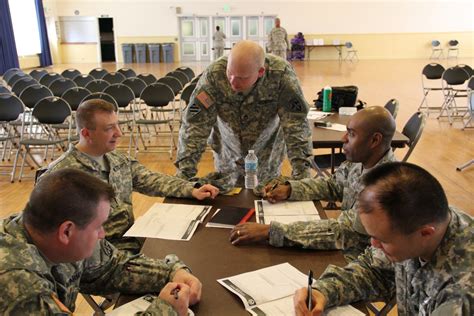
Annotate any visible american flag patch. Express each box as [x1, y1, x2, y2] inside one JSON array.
[[196, 91, 214, 109]]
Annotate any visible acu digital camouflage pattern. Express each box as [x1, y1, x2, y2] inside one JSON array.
[[313, 208, 473, 316], [42, 145, 197, 253], [0, 214, 189, 315], [267, 27, 289, 59], [268, 150, 396, 261], [176, 54, 312, 187]]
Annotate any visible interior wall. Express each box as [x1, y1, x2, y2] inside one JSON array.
[[20, 0, 474, 66]]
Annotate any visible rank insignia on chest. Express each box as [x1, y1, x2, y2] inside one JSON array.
[[196, 91, 214, 109]]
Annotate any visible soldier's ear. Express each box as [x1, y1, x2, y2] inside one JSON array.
[[57, 221, 75, 245], [257, 67, 265, 78]]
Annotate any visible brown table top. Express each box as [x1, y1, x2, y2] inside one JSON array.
[[118, 190, 357, 315], [311, 113, 409, 148]]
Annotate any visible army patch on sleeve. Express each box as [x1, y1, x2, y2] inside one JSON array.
[[288, 98, 304, 112], [196, 91, 214, 109], [188, 103, 201, 116]]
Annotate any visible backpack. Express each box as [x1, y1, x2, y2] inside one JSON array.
[[313, 86, 363, 111]]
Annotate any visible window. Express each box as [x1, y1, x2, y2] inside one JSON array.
[[200, 19, 208, 37], [9, 0, 42, 56], [231, 18, 241, 37], [247, 17, 259, 37], [181, 20, 194, 37]]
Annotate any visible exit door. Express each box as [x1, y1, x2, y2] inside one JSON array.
[[98, 17, 115, 62]]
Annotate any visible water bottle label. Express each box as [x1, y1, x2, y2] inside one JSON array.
[[245, 162, 257, 171]]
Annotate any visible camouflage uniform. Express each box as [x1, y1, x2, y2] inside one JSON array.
[[176, 55, 312, 187], [268, 150, 396, 261], [313, 208, 473, 316], [268, 27, 289, 59], [0, 214, 190, 315], [43, 145, 197, 253]]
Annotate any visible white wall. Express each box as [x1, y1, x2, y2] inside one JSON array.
[[51, 0, 473, 36]]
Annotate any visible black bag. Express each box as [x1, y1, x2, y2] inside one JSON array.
[[313, 86, 360, 111]]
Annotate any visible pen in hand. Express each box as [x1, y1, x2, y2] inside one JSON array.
[[266, 182, 278, 198], [171, 287, 180, 300], [307, 270, 313, 311]]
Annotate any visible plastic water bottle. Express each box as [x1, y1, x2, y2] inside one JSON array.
[[323, 86, 332, 112], [244, 150, 258, 189]]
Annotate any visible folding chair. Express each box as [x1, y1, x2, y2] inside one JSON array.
[[61, 87, 91, 112], [49, 78, 77, 97], [344, 42, 359, 62], [7, 72, 31, 88], [89, 67, 109, 79], [29, 69, 48, 82], [447, 40, 459, 59], [61, 68, 82, 80], [438, 66, 470, 124], [429, 40, 443, 59], [0, 86, 11, 95], [462, 77, 474, 130], [73, 74, 95, 88], [418, 63, 445, 113], [166, 70, 189, 87], [2, 68, 22, 83], [175, 66, 195, 81], [39, 72, 62, 87], [384, 98, 399, 119], [397, 112, 426, 162], [11, 77, 38, 96], [137, 73, 157, 86], [85, 79, 110, 93], [103, 72, 126, 85], [117, 67, 137, 79]]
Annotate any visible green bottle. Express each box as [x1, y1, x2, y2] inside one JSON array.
[[323, 86, 332, 112]]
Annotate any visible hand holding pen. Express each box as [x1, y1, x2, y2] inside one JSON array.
[[263, 182, 291, 203], [293, 274, 328, 316], [307, 270, 313, 310], [158, 282, 190, 316]]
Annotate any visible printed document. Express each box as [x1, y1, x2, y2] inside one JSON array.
[[124, 203, 211, 241], [255, 200, 320, 224], [107, 295, 195, 316]]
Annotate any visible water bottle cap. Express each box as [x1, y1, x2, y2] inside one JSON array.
[[248, 150, 254, 154]]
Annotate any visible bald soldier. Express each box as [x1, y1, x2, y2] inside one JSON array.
[[176, 40, 312, 187], [230, 106, 397, 261]]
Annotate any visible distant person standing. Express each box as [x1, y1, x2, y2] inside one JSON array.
[[267, 18, 289, 60], [213, 26, 226, 59]]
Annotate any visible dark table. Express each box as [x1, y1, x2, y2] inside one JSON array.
[[117, 190, 364, 315]]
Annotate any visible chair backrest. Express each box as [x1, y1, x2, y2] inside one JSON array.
[[458, 64, 473, 77], [123, 77, 147, 98], [345, 42, 353, 49], [468, 76, 474, 90], [0, 86, 11, 95], [103, 83, 135, 108], [39, 72, 62, 87], [49, 78, 77, 97], [2, 68, 22, 83], [103, 72, 126, 84], [180, 83, 197, 106], [166, 71, 189, 86], [82, 92, 118, 110], [85, 79, 110, 93], [401, 112, 426, 162], [157, 76, 182, 95], [7, 72, 31, 87], [140, 83, 175, 107], [190, 74, 201, 84], [442, 66, 470, 86], [11, 77, 38, 96], [61, 68, 82, 80], [32, 96, 72, 125], [19, 85, 53, 109], [73, 74, 95, 87], [89, 68, 109, 79], [137, 73, 157, 86], [421, 63, 445, 80], [448, 40, 459, 47], [61, 87, 91, 111], [0, 94, 24, 122], [431, 40, 441, 48], [117, 68, 137, 78], [29, 69, 49, 81], [176, 67, 195, 81], [384, 98, 399, 119]]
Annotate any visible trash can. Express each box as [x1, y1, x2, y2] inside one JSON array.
[[148, 43, 161, 63], [134, 43, 147, 63], [121, 43, 133, 64], [161, 43, 174, 63]]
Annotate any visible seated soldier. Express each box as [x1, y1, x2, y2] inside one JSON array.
[[230, 106, 397, 261], [0, 168, 202, 315], [294, 162, 473, 316], [42, 99, 219, 254]]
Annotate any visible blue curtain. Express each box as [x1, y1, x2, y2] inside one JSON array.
[[0, 0, 19, 75], [35, 0, 52, 67]]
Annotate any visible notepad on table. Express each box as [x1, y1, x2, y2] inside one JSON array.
[[206, 207, 255, 229]]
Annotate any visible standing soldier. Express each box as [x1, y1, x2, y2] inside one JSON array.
[[213, 25, 226, 60], [267, 18, 289, 60]]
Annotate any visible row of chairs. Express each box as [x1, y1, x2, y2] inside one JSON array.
[[430, 40, 460, 60], [0, 66, 200, 182], [418, 63, 473, 128]]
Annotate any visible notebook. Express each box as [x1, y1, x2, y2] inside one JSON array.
[[206, 206, 255, 229]]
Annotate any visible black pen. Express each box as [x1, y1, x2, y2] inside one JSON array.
[[171, 287, 180, 300], [307, 270, 313, 310], [266, 182, 278, 198]]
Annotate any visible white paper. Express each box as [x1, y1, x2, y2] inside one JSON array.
[[124, 203, 211, 240], [318, 123, 347, 132], [307, 110, 332, 120], [264, 214, 320, 225], [325, 305, 365, 316], [107, 295, 195, 316], [255, 200, 320, 224]]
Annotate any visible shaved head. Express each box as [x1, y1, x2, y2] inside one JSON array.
[[352, 106, 396, 148]]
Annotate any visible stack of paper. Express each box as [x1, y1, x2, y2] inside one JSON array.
[[124, 203, 211, 241], [218, 263, 364, 316], [255, 200, 320, 225]]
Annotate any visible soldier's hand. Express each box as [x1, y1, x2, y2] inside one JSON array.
[[172, 269, 202, 305], [158, 282, 190, 316], [192, 184, 219, 200], [293, 287, 326, 316], [264, 183, 291, 203], [230, 223, 270, 245]]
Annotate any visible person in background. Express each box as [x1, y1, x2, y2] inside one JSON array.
[[267, 18, 289, 60], [294, 162, 473, 316], [42, 99, 219, 254], [213, 25, 226, 60], [0, 168, 202, 315], [290, 32, 306, 61], [176, 40, 312, 187]]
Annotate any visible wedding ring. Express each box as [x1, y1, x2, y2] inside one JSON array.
[[237, 230, 241, 236]]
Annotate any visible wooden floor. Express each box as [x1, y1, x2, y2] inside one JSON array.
[[1, 58, 473, 315]]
